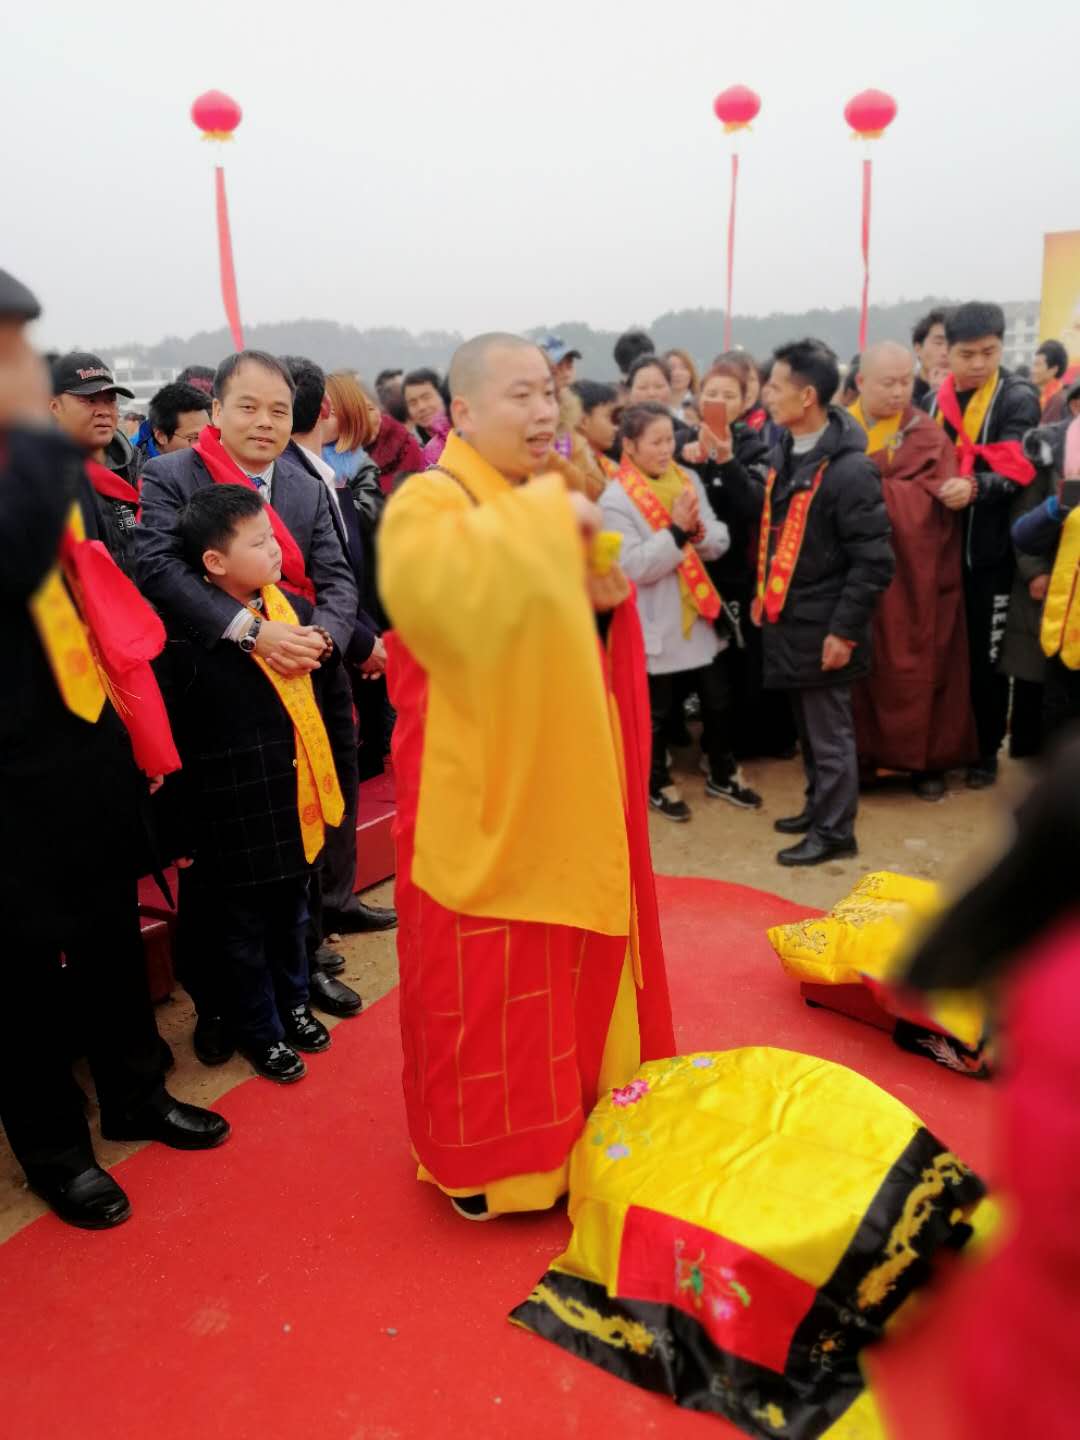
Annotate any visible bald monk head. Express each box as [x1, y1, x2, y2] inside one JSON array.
[[448, 333, 560, 482], [856, 341, 916, 422]]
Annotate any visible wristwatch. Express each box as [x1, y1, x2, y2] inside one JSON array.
[[239, 616, 262, 654]]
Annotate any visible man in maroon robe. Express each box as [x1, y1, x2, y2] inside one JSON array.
[[849, 342, 978, 799]]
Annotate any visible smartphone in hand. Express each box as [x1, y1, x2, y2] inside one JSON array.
[[1060, 476, 1080, 511], [701, 399, 731, 441]]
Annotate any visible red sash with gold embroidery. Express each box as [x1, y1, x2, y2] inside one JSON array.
[[752, 463, 828, 626], [616, 461, 721, 622]]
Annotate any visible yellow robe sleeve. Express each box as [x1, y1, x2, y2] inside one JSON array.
[[378, 467, 631, 936]]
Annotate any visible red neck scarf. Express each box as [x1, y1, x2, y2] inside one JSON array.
[[935, 375, 1035, 485], [86, 459, 139, 505], [193, 426, 316, 602]]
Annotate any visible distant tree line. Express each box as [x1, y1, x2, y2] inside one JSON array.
[[98, 297, 1021, 382]]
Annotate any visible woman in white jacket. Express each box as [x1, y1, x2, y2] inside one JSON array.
[[601, 403, 763, 821]]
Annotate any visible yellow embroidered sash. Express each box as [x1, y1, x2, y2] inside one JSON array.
[[848, 399, 901, 458], [250, 585, 345, 862], [1041, 507, 1080, 668], [28, 504, 107, 723], [616, 460, 721, 636], [753, 463, 828, 625]]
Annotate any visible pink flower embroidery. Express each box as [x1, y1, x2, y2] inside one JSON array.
[[611, 1079, 650, 1108]]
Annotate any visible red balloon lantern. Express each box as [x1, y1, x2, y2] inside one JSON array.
[[712, 86, 761, 348], [844, 90, 898, 350], [191, 89, 243, 141], [712, 85, 761, 134], [190, 90, 245, 351], [844, 88, 897, 140]]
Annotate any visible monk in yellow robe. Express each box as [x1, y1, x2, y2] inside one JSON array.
[[377, 333, 674, 1221]]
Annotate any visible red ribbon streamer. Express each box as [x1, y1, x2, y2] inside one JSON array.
[[724, 151, 739, 352], [215, 164, 245, 352], [859, 156, 872, 351]]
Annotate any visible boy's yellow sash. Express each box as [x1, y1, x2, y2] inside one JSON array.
[[251, 585, 344, 862]]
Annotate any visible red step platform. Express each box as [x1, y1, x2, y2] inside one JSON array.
[[800, 980, 896, 1034], [135, 770, 398, 999], [354, 767, 396, 893]]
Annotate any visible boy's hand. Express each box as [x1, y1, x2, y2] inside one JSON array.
[[256, 620, 326, 675]]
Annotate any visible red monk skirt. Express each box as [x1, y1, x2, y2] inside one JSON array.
[[386, 606, 673, 1192]]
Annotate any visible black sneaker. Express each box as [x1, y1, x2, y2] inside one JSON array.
[[283, 1005, 331, 1054], [705, 774, 763, 809], [649, 786, 691, 822], [450, 1193, 493, 1222], [246, 1040, 306, 1084]]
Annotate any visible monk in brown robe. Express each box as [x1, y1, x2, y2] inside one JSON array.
[[849, 342, 978, 800]]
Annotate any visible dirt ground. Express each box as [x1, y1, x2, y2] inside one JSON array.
[[0, 750, 1025, 1244]]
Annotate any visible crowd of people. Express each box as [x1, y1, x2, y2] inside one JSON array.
[[2, 255, 1080, 1235]]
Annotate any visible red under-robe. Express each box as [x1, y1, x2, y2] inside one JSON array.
[[386, 598, 675, 1192], [854, 408, 978, 773]]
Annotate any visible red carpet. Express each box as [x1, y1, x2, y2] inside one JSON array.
[[0, 877, 994, 1439]]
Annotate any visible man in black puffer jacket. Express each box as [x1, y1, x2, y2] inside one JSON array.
[[923, 302, 1042, 785], [750, 340, 894, 866]]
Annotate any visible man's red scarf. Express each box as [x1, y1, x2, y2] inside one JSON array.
[[935, 375, 1035, 485], [194, 426, 316, 602], [86, 459, 139, 506]]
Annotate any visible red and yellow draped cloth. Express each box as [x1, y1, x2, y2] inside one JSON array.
[[752, 462, 828, 625], [933, 372, 1035, 484], [28, 482, 180, 776], [616, 457, 721, 636], [193, 426, 317, 602], [250, 584, 344, 862], [385, 604, 673, 1211]]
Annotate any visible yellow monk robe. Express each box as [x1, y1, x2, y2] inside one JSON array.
[[380, 431, 630, 935], [378, 432, 674, 1213]]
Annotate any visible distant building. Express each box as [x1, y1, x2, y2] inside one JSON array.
[[105, 356, 179, 410], [1001, 301, 1041, 371]]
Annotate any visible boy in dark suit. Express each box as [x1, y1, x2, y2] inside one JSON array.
[[162, 484, 348, 1083]]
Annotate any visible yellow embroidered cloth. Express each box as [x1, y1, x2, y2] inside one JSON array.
[[29, 504, 107, 724], [377, 431, 631, 936], [511, 1047, 986, 1436]]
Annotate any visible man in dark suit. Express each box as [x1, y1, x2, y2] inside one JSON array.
[[0, 269, 229, 1230], [137, 350, 360, 1063]]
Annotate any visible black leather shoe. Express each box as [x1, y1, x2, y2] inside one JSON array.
[[308, 969, 363, 1018], [31, 1166, 132, 1230], [193, 1014, 235, 1067], [245, 1040, 306, 1084], [312, 942, 345, 976], [777, 834, 858, 868], [965, 761, 998, 790], [913, 771, 946, 801], [325, 900, 397, 933], [101, 1096, 231, 1150], [283, 1004, 332, 1052], [774, 809, 813, 835]]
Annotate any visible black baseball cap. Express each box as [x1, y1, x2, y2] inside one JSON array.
[[0, 268, 41, 322], [51, 351, 135, 399]]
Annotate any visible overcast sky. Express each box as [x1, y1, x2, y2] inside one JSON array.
[[4, 0, 1075, 351]]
